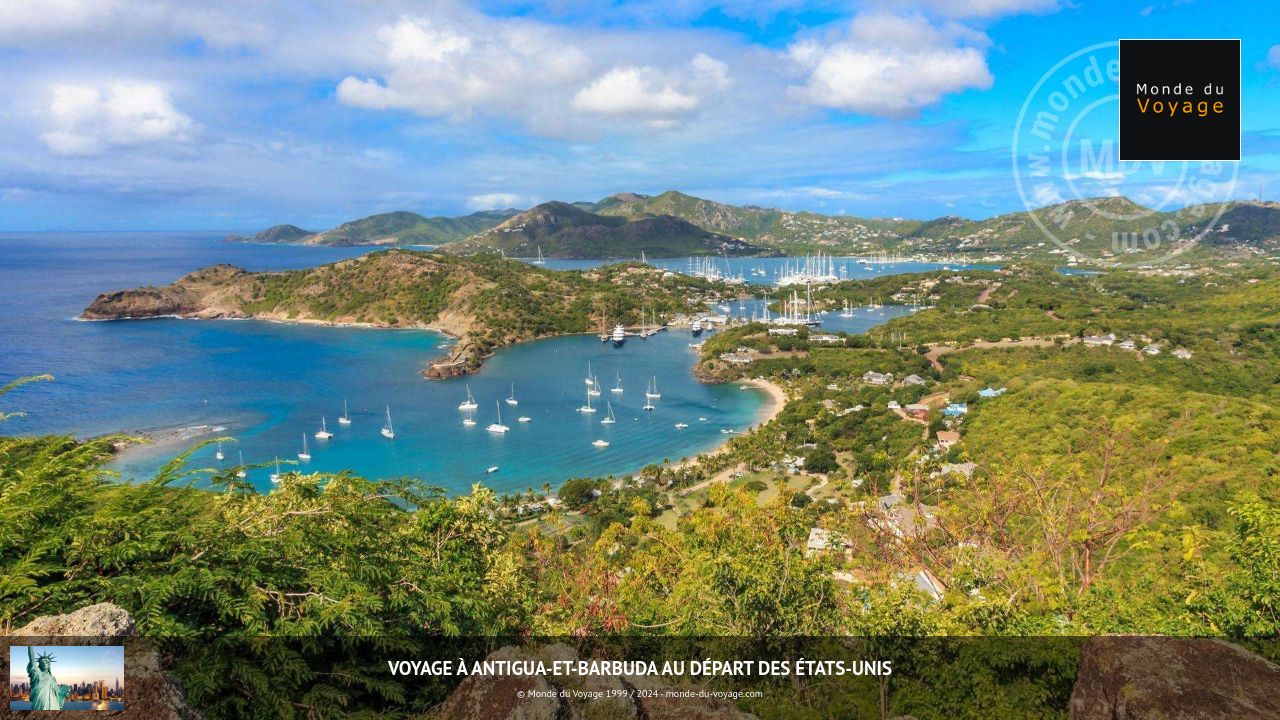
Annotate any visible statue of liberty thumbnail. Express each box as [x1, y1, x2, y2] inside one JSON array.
[[26, 646, 71, 710]]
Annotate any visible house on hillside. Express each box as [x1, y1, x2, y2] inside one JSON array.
[[1173, 348, 1193, 359], [720, 349, 755, 364], [942, 403, 968, 417], [936, 430, 961, 450], [904, 403, 929, 419], [935, 461, 977, 479], [806, 527, 852, 558], [902, 374, 928, 386], [862, 370, 894, 385], [909, 568, 947, 601], [1082, 333, 1116, 346], [1144, 343, 1162, 355], [868, 494, 939, 540], [977, 387, 1006, 398]]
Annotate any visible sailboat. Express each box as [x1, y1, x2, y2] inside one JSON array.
[[601, 402, 616, 424], [462, 408, 476, 426], [577, 387, 596, 413], [506, 383, 519, 406], [338, 399, 352, 425], [674, 422, 688, 429], [585, 362, 595, 385], [646, 376, 661, 399], [640, 250, 648, 265], [381, 406, 395, 439], [298, 433, 311, 461], [588, 374, 601, 397], [315, 417, 333, 440], [592, 439, 610, 447], [611, 372, 623, 393], [235, 450, 247, 479], [518, 415, 531, 422], [458, 385, 478, 411], [533, 246, 546, 265], [840, 299, 854, 318], [487, 401, 509, 433], [269, 457, 282, 484], [215, 440, 224, 461]]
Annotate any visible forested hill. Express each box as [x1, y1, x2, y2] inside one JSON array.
[[231, 192, 1280, 262], [440, 201, 762, 258], [232, 209, 517, 246], [80, 249, 724, 377]]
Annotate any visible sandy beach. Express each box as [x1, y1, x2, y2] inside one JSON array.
[[672, 377, 787, 473]]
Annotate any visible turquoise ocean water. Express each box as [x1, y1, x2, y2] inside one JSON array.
[[1, 234, 926, 495]]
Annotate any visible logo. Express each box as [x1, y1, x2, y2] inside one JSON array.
[[1012, 41, 1238, 267]]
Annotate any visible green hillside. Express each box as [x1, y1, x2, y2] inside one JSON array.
[[590, 190, 917, 251], [443, 201, 762, 258]]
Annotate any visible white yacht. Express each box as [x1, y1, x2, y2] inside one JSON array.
[[691, 318, 703, 336], [269, 457, 283, 484], [235, 451, 247, 479], [612, 324, 626, 347], [592, 439, 610, 447], [462, 409, 476, 426], [585, 362, 595, 385], [381, 406, 395, 439], [601, 402, 616, 424], [518, 415, 531, 423], [298, 433, 311, 461], [505, 383, 519, 406], [215, 440, 224, 461], [315, 417, 333, 440], [611, 372, 623, 393], [487, 401, 509, 433], [645, 376, 661, 399], [577, 387, 596, 413], [533, 246, 545, 265], [674, 422, 688, 429], [338, 399, 352, 425], [458, 385, 478, 411]]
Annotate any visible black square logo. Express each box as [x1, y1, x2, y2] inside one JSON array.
[[1119, 39, 1240, 161]]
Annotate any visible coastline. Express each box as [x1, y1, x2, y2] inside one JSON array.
[[672, 376, 786, 473]]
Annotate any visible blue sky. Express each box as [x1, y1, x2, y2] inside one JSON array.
[[9, 645, 124, 687], [0, 0, 1276, 231]]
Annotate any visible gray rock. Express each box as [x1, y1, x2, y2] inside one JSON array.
[[1069, 636, 1280, 720]]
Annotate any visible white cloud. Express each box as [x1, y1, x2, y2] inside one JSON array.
[[467, 192, 529, 210], [337, 13, 734, 135], [786, 13, 993, 118], [571, 54, 730, 125], [40, 82, 196, 156], [914, 0, 1059, 18], [337, 15, 592, 121]]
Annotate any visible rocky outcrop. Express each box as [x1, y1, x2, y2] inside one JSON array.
[[1069, 636, 1280, 720], [429, 644, 756, 720], [8, 603, 202, 720], [81, 264, 248, 320]]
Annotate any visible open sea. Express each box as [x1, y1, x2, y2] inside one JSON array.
[[1, 233, 933, 495]]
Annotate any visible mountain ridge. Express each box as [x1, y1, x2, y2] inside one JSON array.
[[232, 193, 1280, 262], [441, 201, 763, 258]]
